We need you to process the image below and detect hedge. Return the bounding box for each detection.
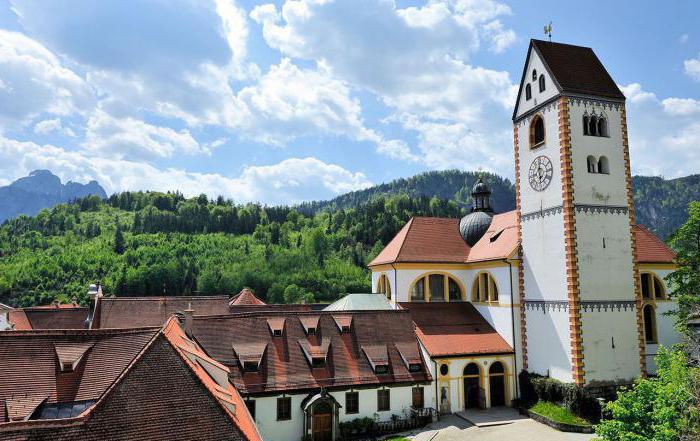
[518,371,601,423]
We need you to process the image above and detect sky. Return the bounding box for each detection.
[0,0,698,205]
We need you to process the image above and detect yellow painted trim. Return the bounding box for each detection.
[369,264,394,272]
[639,271,668,301]
[473,302,519,308]
[471,271,500,303]
[637,263,677,270]
[370,261,511,271]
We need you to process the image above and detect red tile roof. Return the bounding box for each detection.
[0,327,159,423]
[162,318,262,441]
[229,288,266,306]
[401,303,513,357]
[634,225,676,264]
[191,310,431,394]
[371,212,672,266]
[369,217,471,266]
[7,307,88,330]
[95,296,229,328]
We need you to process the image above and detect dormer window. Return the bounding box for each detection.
[233,342,267,374]
[307,327,316,335]
[54,343,93,373]
[525,84,532,100]
[332,315,352,333]
[267,317,285,337]
[300,315,320,335]
[311,357,326,368]
[374,364,389,375]
[273,329,282,337]
[409,363,422,373]
[243,361,259,372]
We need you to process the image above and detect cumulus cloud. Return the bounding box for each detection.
[684,53,700,81]
[0,135,372,204]
[620,83,700,177]
[33,118,76,137]
[0,30,94,126]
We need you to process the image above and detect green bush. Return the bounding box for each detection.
[531,377,566,403]
[563,384,601,423]
[520,371,600,423]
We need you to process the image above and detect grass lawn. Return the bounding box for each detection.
[529,401,592,426]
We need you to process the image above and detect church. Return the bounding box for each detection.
[369,39,679,414]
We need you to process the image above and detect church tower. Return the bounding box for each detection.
[513,40,645,385]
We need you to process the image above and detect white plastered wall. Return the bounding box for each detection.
[514,48,560,120]
[641,267,682,374]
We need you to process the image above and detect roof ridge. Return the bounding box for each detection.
[394,217,415,263]
[101,296,229,301]
[193,309,411,320]
[0,326,160,337]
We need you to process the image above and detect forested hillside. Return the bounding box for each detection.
[0,190,465,307]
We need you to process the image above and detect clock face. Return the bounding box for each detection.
[528,155,554,191]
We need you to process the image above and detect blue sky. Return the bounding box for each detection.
[0,0,698,204]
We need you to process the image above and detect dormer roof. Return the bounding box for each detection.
[54,342,94,372]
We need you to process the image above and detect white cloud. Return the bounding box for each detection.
[661,97,700,115]
[684,53,700,81]
[33,118,76,137]
[0,135,371,204]
[620,83,700,177]
[83,110,207,160]
[0,30,94,126]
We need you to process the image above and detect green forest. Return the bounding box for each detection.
[1,170,698,308]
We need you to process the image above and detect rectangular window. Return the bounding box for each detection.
[277,397,292,421]
[412,387,424,409]
[429,274,445,302]
[245,400,256,419]
[345,392,359,414]
[377,389,390,412]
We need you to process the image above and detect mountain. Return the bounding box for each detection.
[301,170,699,240]
[0,170,107,223]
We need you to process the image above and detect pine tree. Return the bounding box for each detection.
[113,223,125,255]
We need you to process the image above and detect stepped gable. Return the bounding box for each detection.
[401,302,513,357]
[7,304,88,331]
[633,225,676,263]
[229,289,266,306]
[191,310,431,394]
[95,295,229,328]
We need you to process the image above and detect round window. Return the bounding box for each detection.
[439,364,449,376]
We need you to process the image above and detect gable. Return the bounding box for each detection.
[513,44,560,120]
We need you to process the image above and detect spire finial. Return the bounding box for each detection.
[544,22,553,42]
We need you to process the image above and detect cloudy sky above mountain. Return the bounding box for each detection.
[0,0,697,204]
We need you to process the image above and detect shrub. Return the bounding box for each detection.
[531,377,566,403]
[564,385,601,423]
[518,371,538,407]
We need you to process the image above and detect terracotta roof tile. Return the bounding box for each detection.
[467,210,519,262]
[634,224,676,263]
[229,289,266,306]
[191,310,431,394]
[7,307,88,330]
[401,303,513,357]
[5,395,47,421]
[96,296,229,328]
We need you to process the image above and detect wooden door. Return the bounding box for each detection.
[313,413,332,441]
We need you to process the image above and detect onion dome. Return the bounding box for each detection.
[459,177,494,246]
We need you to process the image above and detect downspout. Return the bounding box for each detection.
[505,258,520,399]
[434,359,440,421]
[390,263,398,305]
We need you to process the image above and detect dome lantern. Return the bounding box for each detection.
[459,176,494,246]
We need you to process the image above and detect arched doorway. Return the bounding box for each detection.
[463,363,481,409]
[312,401,333,441]
[489,362,506,407]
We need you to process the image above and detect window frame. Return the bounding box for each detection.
[643,304,658,344]
[377,389,391,412]
[471,272,499,304]
[345,391,359,415]
[538,74,545,92]
[410,273,464,302]
[276,397,292,421]
[529,114,545,148]
[525,84,532,101]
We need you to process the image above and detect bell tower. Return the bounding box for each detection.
[513,40,644,385]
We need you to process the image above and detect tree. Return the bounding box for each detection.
[283,284,306,304]
[668,201,700,327]
[596,348,699,441]
[113,223,125,255]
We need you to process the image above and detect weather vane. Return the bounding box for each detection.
[544,22,553,42]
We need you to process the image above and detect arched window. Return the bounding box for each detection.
[587,155,597,173]
[643,304,657,343]
[410,273,464,302]
[464,363,480,376]
[598,156,610,174]
[525,84,532,100]
[471,272,499,303]
[583,115,590,136]
[640,273,666,300]
[538,74,546,92]
[597,117,608,137]
[376,274,391,300]
[529,115,545,148]
[532,69,537,81]
[588,115,598,136]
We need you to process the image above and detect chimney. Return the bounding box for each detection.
[184,303,194,337]
[85,281,103,329]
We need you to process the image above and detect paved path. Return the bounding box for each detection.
[405,415,595,441]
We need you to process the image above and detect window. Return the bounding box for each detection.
[525,84,532,100]
[538,74,546,92]
[377,274,391,300]
[312,357,326,368]
[245,400,256,419]
[583,115,590,136]
[439,364,449,376]
[243,361,259,372]
[345,392,359,414]
[641,273,666,300]
[597,117,608,137]
[377,389,390,411]
[472,272,499,303]
[374,364,389,375]
[409,363,422,373]
[412,387,424,409]
[410,274,463,302]
[532,69,537,81]
[598,156,610,174]
[584,114,608,137]
[588,115,598,136]
[428,274,445,302]
[277,397,292,421]
[643,304,657,343]
[587,155,597,174]
[529,115,545,147]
